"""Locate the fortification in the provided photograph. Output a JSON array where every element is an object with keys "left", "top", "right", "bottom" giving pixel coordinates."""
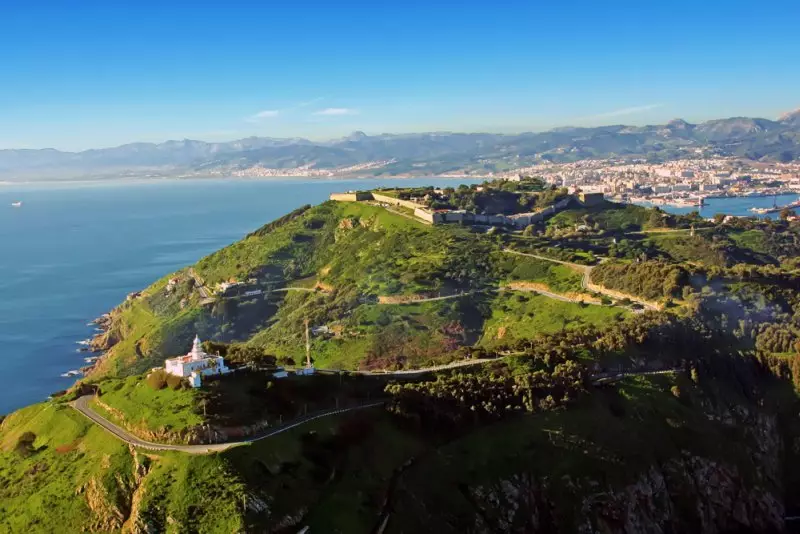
[
  {"left": 370, "top": 193, "right": 425, "bottom": 210},
  {"left": 329, "top": 192, "right": 373, "bottom": 202}
]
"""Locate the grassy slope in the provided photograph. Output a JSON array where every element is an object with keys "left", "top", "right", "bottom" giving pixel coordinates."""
[
  {"left": 548, "top": 202, "right": 653, "bottom": 231},
  {"left": 645, "top": 233, "right": 729, "bottom": 267},
  {"left": 97, "top": 200, "right": 510, "bottom": 374},
  {"left": 0, "top": 370, "right": 787, "bottom": 533},
  {"left": 496, "top": 252, "right": 584, "bottom": 293},
  {"left": 0, "top": 402, "right": 134, "bottom": 532},
  {"left": 728, "top": 229, "right": 770, "bottom": 254},
  {"left": 478, "top": 292, "right": 628, "bottom": 349},
  {"left": 93, "top": 375, "right": 201, "bottom": 434},
  {"left": 0, "top": 399, "right": 256, "bottom": 533}
]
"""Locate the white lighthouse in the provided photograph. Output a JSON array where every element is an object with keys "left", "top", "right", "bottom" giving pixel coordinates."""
[{"left": 164, "top": 335, "right": 230, "bottom": 388}]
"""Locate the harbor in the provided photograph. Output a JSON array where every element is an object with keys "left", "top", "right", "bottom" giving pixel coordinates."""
[
  {"left": 749, "top": 197, "right": 800, "bottom": 215},
  {"left": 633, "top": 193, "right": 800, "bottom": 218}
]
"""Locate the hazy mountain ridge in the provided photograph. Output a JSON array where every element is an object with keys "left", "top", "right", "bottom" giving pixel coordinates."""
[{"left": 2, "top": 113, "right": 799, "bottom": 180}]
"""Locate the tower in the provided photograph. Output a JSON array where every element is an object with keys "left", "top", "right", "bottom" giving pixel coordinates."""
[
  {"left": 304, "top": 318, "right": 311, "bottom": 368},
  {"left": 190, "top": 335, "right": 205, "bottom": 360}
]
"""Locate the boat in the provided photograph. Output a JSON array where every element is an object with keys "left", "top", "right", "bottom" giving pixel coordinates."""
[
  {"left": 60, "top": 370, "right": 82, "bottom": 378},
  {"left": 750, "top": 197, "right": 800, "bottom": 214},
  {"left": 11, "top": 201, "right": 22, "bottom": 207}
]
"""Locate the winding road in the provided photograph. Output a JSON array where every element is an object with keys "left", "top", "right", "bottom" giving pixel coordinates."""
[
  {"left": 71, "top": 395, "right": 383, "bottom": 454},
  {"left": 338, "top": 357, "right": 500, "bottom": 376},
  {"left": 502, "top": 249, "right": 660, "bottom": 311},
  {"left": 72, "top": 363, "right": 681, "bottom": 454}
]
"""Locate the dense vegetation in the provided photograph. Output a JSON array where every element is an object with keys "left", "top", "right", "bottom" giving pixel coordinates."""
[{"left": 591, "top": 261, "right": 688, "bottom": 301}]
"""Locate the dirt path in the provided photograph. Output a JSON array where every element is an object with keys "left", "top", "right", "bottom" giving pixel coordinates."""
[{"left": 502, "top": 249, "right": 660, "bottom": 311}]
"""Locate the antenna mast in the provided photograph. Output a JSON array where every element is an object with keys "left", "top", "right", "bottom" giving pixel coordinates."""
[{"left": 304, "top": 318, "right": 311, "bottom": 368}]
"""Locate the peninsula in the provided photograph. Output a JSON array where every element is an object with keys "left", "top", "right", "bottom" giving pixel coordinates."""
[{"left": 3, "top": 177, "right": 800, "bottom": 533}]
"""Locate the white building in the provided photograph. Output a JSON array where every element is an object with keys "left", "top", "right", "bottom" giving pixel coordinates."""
[{"left": 164, "top": 335, "right": 230, "bottom": 388}]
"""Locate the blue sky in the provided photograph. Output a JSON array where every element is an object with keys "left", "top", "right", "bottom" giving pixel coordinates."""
[{"left": 1, "top": 0, "right": 799, "bottom": 150}]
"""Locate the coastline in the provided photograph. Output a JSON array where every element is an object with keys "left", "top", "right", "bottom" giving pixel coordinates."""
[{"left": 0, "top": 173, "right": 492, "bottom": 188}]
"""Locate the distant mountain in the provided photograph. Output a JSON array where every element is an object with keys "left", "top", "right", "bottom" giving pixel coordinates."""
[
  {"left": 779, "top": 109, "right": 800, "bottom": 127},
  {"left": 2, "top": 110, "right": 799, "bottom": 180},
  {"left": 693, "top": 117, "right": 781, "bottom": 141}
]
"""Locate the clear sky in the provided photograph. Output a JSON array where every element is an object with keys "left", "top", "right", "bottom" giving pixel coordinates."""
[{"left": 2, "top": 0, "right": 799, "bottom": 151}]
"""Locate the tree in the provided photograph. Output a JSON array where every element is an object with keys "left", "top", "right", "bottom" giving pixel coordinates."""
[
  {"left": 713, "top": 213, "right": 727, "bottom": 224},
  {"left": 227, "top": 345, "right": 273, "bottom": 366},
  {"left": 780, "top": 208, "right": 796, "bottom": 221},
  {"left": 791, "top": 355, "right": 800, "bottom": 391},
  {"left": 647, "top": 210, "right": 663, "bottom": 228}
]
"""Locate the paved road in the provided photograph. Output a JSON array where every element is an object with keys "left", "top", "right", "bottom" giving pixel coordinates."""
[
  {"left": 590, "top": 368, "right": 680, "bottom": 385},
  {"left": 187, "top": 268, "right": 211, "bottom": 299},
  {"left": 71, "top": 395, "right": 383, "bottom": 454},
  {"left": 339, "top": 357, "right": 499, "bottom": 376},
  {"left": 272, "top": 287, "right": 317, "bottom": 293}
]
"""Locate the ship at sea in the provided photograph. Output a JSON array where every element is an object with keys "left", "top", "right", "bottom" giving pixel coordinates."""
[
  {"left": 750, "top": 196, "right": 800, "bottom": 215},
  {"left": 11, "top": 201, "right": 22, "bottom": 207}
]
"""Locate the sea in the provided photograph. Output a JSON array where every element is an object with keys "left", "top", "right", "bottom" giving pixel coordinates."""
[
  {"left": 0, "top": 179, "right": 797, "bottom": 414},
  {"left": 642, "top": 193, "right": 800, "bottom": 218}
]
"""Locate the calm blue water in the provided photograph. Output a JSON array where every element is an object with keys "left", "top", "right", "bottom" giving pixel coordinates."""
[
  {"left": 0, "top": 177, "right": 483, "bottom": 414},
  {"left": 642, "top": 193, "right": 800, "bottom": 218}
]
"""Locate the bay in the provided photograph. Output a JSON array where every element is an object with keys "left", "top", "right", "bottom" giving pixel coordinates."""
[
  {"left": 640, "top": 193, "right": 800, "bottom": 218},
  {"left": 0, "top": 177, "right": 482, "bottom": 414}
]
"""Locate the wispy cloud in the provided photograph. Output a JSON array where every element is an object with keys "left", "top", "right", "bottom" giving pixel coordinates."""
[
  {"left": 313, "top": 107, "right": 358, "bottom": 116},
  {"left": 245, "top": 98, "right": 326, "bottom": 122},
  {"left": 578, "top": 103, "right": 664, "bottom": 121},
  {"left": 297, "top": 97, "right": 324, "bottom": 108},
  {"left": 246, "top": 109, "right": 280, "bottom": 122}
]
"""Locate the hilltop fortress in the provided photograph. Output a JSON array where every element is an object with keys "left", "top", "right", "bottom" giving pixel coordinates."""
[{"left": 330, "top": 189, "right": 603, "bottom": 228}]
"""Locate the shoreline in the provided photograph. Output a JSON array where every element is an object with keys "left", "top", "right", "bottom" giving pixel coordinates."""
[{"left": 0, "top": 174, "right": 492, "bottom": 187}]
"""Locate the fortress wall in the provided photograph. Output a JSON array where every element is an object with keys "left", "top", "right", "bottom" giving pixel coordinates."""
[
  {"left": 414, "top": 208, "right": 444, "bottom": 224},
  {"left": 371, "top": 193, "right": 424, "bottom": 210},
  {"left": 329, "top": 192, "right": 373, "bottom": 202}
]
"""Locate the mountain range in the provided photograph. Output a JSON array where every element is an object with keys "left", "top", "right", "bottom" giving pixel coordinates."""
[{"left": 2, "top": 110, "right": 799, "bottom": 180}]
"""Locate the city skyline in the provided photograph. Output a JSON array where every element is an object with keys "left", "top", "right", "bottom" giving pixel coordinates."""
[{"left": 2, "top": 0, "right": 799, "bottom": 150}]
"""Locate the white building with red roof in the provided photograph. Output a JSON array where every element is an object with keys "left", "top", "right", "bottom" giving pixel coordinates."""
[{"left": 164, "top": 335, "right": 229, "bottom": 388}]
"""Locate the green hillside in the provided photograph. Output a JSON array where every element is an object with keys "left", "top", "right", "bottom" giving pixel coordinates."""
[
  {"left": 91, "top": 198, "right": 631, "bottom": 377},
  {"left": 5, "top": 185, "right": 800, "bottom": 532}
]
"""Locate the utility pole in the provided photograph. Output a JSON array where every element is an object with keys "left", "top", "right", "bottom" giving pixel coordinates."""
[
  {"left": 304, "top": 317, "right": 311, "bottom": 369},
  {"left": 203, "top": 399, "right": 211, "bottom": 443}
]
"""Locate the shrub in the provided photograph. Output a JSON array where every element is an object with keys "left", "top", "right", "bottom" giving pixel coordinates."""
[
  {"left": 146, "top": 370, "right": 168, "bottom": 390},
  {"left": 166, "top": 374, "right": 184, "bottom": 390},
  {"left": 15, "top": 431, "right": 36, "bottom": 457}
]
